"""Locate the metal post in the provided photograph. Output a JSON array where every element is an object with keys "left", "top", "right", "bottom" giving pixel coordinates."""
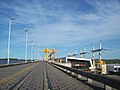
[
  {"left": 25, "top": 29, "right": 28, "bottom": 63},
  {"left": 92, "top": 44, "right": 95, "bottom": 60},
  {"left": 92, "top": 44, "right": 96, "bottom": 68},
  {"left": 34, "top": 45, "right": 36, "bottom": 61},
  {"left": 99, "top": 40, "right": 102, "bottom": 60},
  {"left": 74, "top": 50, "right": 77, "bottom": 57},
  {"left": 30, "top": 40, "right": 33, "bottom": 62},
  {"left": 33, "top": 45, "right": 36, "bottom": 61},
  {"left": 80, "top": 48, "right": 82, "bottom": 58},
  {"left": 84, "top": 47, "right": 86, "bottom": 58},
  {"left": 7, "top": 17, "right": 15, "bottom": 64}
]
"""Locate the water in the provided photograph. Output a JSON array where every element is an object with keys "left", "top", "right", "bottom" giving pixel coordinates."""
[{"left": 0, "top": 59, "right": 25, "bottom": 65}]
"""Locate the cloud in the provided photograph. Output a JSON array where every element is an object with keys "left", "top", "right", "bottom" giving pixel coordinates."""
[
  {"left": 0, "top": 0, "right": 120, "bottom": 58},
  {"left": 12, "top": 1, "right": 120, "bottom": 46}
]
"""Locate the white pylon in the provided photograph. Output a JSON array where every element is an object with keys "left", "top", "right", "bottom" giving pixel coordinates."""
[
  {"left": 80, "top": 48, "right": 82, "bottom": 58},
  {"left": 91, "top": 40, "right": 103, "bottom": 61},
  {"left": 84, "top": 47, "right": 86, "bottom": 58},
  {"left": 99, "top": 40, "right": 102, "bottom": 60},
  {"left": 92, "top": 44, "right": 95, "bottom": 60}
]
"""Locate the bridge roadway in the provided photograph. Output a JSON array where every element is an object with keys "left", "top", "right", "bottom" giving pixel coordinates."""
[{"left": 0, "top": 62, "right": 97, "bottom": 90}]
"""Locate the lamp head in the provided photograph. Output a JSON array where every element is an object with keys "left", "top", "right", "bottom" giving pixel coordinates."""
[
  {"left": 25, "top": 29, "right": 29, "bottom": 32},
  {"left": 10, "top": 17, "right": 15, "bottom": 20}
]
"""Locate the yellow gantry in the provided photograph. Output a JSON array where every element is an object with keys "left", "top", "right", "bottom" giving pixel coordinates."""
[
  {"left": 42, "top": 48, "right": 57, "bottom": 61},
  {"left": 42, "top": 48, "right": 50, "bottom": 61}
]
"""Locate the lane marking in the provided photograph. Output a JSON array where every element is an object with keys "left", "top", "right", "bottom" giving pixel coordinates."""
[{"left": 0, "top": 63, "right": 38, "bottom": 84}]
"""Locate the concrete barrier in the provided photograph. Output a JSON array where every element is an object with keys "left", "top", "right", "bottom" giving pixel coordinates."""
[{"left": 52, "top": 63, "right": 120, "bottom": 90}]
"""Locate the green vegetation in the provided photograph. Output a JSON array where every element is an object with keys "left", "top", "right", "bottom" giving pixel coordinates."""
[
  {"left": 0, "top": 58, "right": 19, "bottom": 60},
  {"left": 103, "top": 59, "right": 120, "bottom": 64},
  {"left": 94, "top": 59, "right": 120, "bottom": 64}
]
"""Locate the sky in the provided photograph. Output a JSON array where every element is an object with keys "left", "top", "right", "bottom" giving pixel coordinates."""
[{"left": 0, "top": 0, "right": 120, "bottom": 59}]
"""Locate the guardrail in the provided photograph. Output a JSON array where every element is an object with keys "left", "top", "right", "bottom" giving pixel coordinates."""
[
  {"left": 0, "top": 61, "right": 39, "bottom": 68},
  {"left": 51, "top": 63, "right": 120, "bottom": 90}
]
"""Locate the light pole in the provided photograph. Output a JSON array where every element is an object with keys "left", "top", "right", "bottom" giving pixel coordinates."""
[
  {"left": 33, "top": 45, "right": 36, "bottom": 61},
  {"left": 30, "top": 40, "right": 33, "bottom": 62},
  {"left": 7, "top": 17, "right": 15, "bottom": 64},
  {"left": 25, "top": 29, "right": 29, "bottom": 63}
]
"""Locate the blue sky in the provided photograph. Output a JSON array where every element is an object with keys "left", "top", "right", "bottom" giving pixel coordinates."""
[{"left": 0, "top": 0, "right": 120, "bottom": 59}]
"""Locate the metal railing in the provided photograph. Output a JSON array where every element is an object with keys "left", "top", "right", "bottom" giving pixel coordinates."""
[
  {"left": 0, "top": 61, "right": 39, "bottom": 68},
  {"left": 51, "top": 63, "right": 120, "bottom": 90}
]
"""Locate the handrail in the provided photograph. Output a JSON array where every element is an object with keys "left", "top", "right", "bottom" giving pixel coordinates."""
[
  {"left": 0, "top": 61, "right": 39, "bottom": 68},
  {"left": 52, "top": 63, "right": 120, "bottom": 89}
]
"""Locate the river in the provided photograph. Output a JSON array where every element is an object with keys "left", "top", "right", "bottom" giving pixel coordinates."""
[{"left": 0, "top": 59, "right": 25, "bottom": 64}]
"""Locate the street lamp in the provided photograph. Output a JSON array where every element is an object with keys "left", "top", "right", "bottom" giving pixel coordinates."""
[
  {"left": 30, "top": 40, "right": 33, "bottom": 62},
  {"left": 25, "top": 29, "right": 29, "bottom": 63},
  {"left": 7, "top": 17, "right": 15, "bottom": 64},
  {"left": 33, "top": 45, "right": 36, "bottom": 61}
]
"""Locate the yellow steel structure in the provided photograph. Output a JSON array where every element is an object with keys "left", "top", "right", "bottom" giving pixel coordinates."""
[
  {"left": 95, "top": 60, "right": 105, "bottom": 68},
  {"left": 43, "top": 48, "right": 50, "bottom": 61},
  {"left": 50, "top": 49, "right": 57, "bottom": 61},
  {"left": 98, "top": 60, "right": 105, "bottom": 65},
  {"left": 95, "top": 60, "right": 105, "bottom": 74}
]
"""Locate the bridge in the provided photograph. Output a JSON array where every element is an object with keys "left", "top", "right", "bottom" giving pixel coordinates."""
[{"left": 0, "top": 61, "right": 120, "bottom": 90}]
